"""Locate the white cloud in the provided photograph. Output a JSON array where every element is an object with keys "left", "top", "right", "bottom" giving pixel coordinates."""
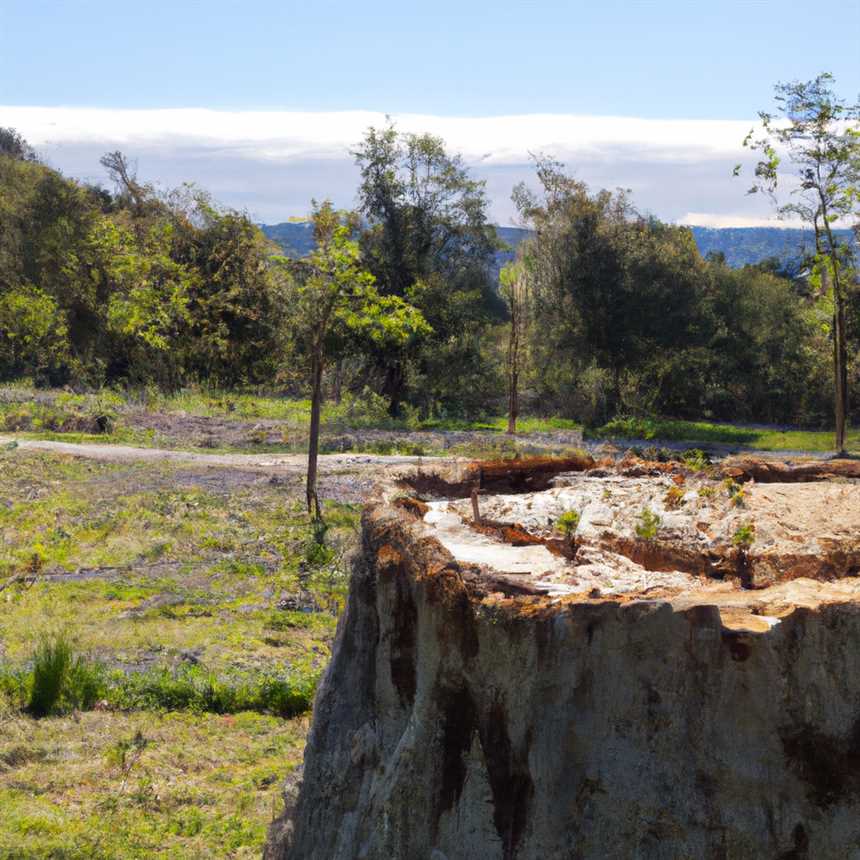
[
  {"left": 4, "top": 106, "right": 754, "bottom": 163},
  {"left": 2, "top": 106, "right": 778, "bottom": 226},
  {"left": 676, "top": 212, "right": 805, "bottom": 229}
]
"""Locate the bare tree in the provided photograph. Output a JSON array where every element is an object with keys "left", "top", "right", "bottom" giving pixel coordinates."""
[{"left": 100, "top": 151, "right": 149, "bottom": 213}]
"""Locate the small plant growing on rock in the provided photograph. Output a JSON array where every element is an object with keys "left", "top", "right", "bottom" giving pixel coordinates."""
[
  {"left": 556, "top": 510, "right": 580, "bottom": 538},
  {"left": 698, "top": 485, "right": 716, "bottom": 500},
  {"left": 635, "top": 507, "right": 662, "bottom": 541},
  {"left": 723, "top": 478, "right": 746, "bottom": 507},
  {"left": 682, "top": 448, "right": 711, "bottom": 471},
  {"left": 664, "top": 485, "right": 685, "bottom": 510},
  {"left": 732, "top": 522, "right": 756, "bottom": 549}
]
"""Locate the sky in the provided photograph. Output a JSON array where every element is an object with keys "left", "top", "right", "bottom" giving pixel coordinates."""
[{"left": 3, "top": 0, "right": 859, "bottom": 225}]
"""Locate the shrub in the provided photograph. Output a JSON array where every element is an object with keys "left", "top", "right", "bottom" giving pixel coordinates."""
[
  {"left": 0, "top": 285, "right": 70, "bottom": 383},
  {"left": 556, "top": 510, "right": 580, "bottom": 538},
  {"left": 732, "top": 522, "right": 756, "bottom": 549},
  {"left": 635, "top": 507, "right": 662, "bottom": 541},
  {"left": 28, "top": 635, "right": 73, "bottom": 717},
  {"left": 682, "top": 448, "right": 711, "bottom": 471},
  {"left": 27, "top": 635, "right": 106, "bottom": 717}
]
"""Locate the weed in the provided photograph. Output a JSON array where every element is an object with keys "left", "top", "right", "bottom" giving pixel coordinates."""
[
  {"left": 556, "top": 510, "right": 580, "bottom": 538},
  {"left": 682, "top": 448, "right": 711, "bottom": 471},
  {"left": 732, "top": 522, "right": 756, "bottom": 549},
  {"left": 698, "top": 485, "right": 716, "bottom": 500},
  {"left": 664, "top": 485, "right": 686, "bottom": 510},
  {"left": 28, "top": 635, "right": 72, "bottom": 717},
  {"left": 26, "top": 635, "right": 105, "bottom": 717},
  {"left": 723, "top": 478, "right": 746, "bottom": 507},
  {"left": 106, "top": 730, "right": 148, "bottom": 777},
  {"left": 635, "top": 507, "right": 662, "bottom": 541}
]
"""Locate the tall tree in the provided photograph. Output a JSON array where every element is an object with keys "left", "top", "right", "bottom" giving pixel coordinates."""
[
  {"left": 353, "top": 124, "right": 502, "bottom": 416},
  {"left": 280, "top": 202, "right": 428, "bottom": 519},
  {"left": 513, "top": 157, "right": 706, "bottom": 418},
  {"left": 738, "top": 73, "right": 860, "bottom": 453}
]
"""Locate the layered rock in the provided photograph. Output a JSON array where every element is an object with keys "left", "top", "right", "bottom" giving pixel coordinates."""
[{"left": 269, "top": 457, "right": 860, "bottom": 859}]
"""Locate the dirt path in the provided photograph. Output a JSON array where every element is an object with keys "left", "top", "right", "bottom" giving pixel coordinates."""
[{"left": 0, "top": 435, "right": 446, "bottom": 475}]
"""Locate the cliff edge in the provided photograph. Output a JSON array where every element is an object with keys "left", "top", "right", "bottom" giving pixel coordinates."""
[{"left": 268, "top": 455, "right": 860, "bottom": 859}]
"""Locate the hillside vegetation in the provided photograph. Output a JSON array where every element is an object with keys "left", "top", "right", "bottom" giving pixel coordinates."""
[
  {"left": 263, "top": 221, "right": 857, "bottom": 275},
  {"left": 1, "top": 122, "right": 858, "bottom": 435}
]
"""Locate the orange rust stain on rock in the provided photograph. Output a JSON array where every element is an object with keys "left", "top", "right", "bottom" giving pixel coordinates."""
[
  {"left": 393, "top": 496, "right": 430, "bottom": 518},
  {"left": 376, "top": 544, "right": 404, "bottom": 572}
]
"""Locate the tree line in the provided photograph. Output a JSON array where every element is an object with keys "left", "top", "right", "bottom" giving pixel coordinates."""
[{"left": 1, "top": 74, "right": 858, "bottom": 450}]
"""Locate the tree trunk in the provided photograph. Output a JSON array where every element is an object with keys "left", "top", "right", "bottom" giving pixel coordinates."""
[
  {"left": 383, "top": 360, "right": 406, "bottom": 418},
  {"left": 820, "top": 220, "right": 849, "bottom": 455},
  {"left": 332, "top": 358, "right": 344, "bottom": 405},
  {"left": 507, "top": 300, "right": 519, "bottom": 435},
  {"left": 306, "top": 351, "right": 324, "bottom": 520}
]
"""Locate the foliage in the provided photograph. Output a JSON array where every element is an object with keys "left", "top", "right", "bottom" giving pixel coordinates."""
[
  {"left": 732, "top": 522, "right": 756, "bottom": 549},
  {"left": 0, "top": 144, "right": 287, "bottom": 389},
  {"left": 556, "top": 510, "right": 580, "bottom": 537},
  {"left": 353, "top": 122, "right": 504, "bottom": 416},
  {"left": 635, "top": 507, "right": 662, "bottom": 541},
  {"left": 0, "top": 285, "right": 69, "bottom": 383},
  {"left": 26, "top": 634, "right": 105, "bottom": 718},
  {"left": 738, "top": 72, "right": 860, "bottom": 451},
  {"left": 723, "top": 478, "right": 747, "bottom": 507}
]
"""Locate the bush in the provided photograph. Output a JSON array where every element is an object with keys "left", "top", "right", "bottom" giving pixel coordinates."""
[
  {"left": 556, "top": 510, "right": 580, "bottom": 537},
  {"left": 732, "top": 522, "right": 756, "bottom": 549},
  {"left": 28, "top": 635, "right": 73, "bottom": 717},
  {"left": 0, "top": 286, "right": 70, "bottom": 383},
  {"left": 635, "top": 507, "right": 662, "bottom": 541},
  {"left": 27, "top": 635, "right": 106, "bottom": 717}
]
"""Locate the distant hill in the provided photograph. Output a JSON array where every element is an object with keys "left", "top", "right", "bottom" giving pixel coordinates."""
[
  {"left": 261, "top": 221, "right": 856, "bottom": 275},
  {"left": 689, "top": 226, "right": 856, "bottom": 271},
  {"left": 260, "top": 221, "right": 315, "bottom": 258}
]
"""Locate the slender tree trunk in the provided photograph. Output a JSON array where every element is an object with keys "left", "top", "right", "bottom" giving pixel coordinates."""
[
  {"left": 332, "top": 358, "right": 344, "bottom": 405},
  {"left": 383, "top": 360, "right": 405, "bottom": 418},
  {"left": 306, "top": 351, "right": 324, "bottom": 520},
  {"left": 507, "top": 300, "right": 519, "bottom": 434},
  {"left": 820, "top": 218, "right": 849, "bottom": 455}
]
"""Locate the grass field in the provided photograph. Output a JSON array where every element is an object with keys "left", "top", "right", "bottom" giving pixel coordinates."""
[
  {"left": 0, "top": 450, "right": 359, "bottom": 858},
  {"left": 1, "top": 385, "right": 856, "bottom": 455},
  {"left": 588, "top": 415, "right": 859, "bottom": 453}
]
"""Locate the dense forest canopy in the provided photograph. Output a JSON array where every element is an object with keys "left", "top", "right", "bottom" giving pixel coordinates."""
[{"left": 0, "top": 122, "right": 857, "bottom": 428}]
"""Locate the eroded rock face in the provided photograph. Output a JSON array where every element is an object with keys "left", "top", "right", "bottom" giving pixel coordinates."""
[{"left": 269, "top": 458, "right": 860, "bottom": 859}]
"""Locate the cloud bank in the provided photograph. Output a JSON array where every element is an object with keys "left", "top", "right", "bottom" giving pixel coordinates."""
[{"left": 2, "top": 106, "right": 793, "bottom": 227}]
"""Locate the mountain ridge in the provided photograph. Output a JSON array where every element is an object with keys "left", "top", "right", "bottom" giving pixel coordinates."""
[{"left": 260, "top": 222, "right": 856, "bottom": 272}]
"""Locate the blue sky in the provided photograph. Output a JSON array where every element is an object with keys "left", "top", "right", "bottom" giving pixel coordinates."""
[{"left": 3, "top": 0, "right": 859, "bottom": 223}]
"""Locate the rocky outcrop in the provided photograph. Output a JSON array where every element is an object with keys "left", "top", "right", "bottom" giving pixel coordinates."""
[{"left": 269, "top": 458, "right": 860, "bottom": 859}]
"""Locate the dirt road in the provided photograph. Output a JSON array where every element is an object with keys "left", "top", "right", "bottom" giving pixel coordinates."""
[{"left": 0, "top": 436, "right": 446, "bottom": 475}]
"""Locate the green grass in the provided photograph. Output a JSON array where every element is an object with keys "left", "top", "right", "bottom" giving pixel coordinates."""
[
  {"left": 590, "top": 415, "right": 859, "bottom": 453},
  {"left": 0, "top": 449, "right": 355, "bottom": 857},
  {"left": 0, "top": 708, "right": 307, "bottom": 859},
  {"left": 4, "top": 384, "right": 857, "bottom": 454}
]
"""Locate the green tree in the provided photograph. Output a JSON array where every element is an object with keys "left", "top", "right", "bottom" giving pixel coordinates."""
[
  {"left": 280, "top": 202, "right": 428, "bottom": 518},
  {"left": 738, "top": 73, "right": 860, "bottom": 453},
  {"left": 513, "top": 157, "right": 706, "bottom": 419},
  {"left": 0, "top": 285, "right": 69, "bottom": 382},
  {"left": 353, "top": 124, "right": 502, "bottom": 416}
]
